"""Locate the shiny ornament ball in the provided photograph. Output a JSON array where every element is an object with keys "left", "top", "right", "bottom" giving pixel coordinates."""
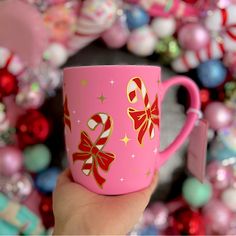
[
  {"left": 127, "top": 26, "right": 156, "bottom": 56},
  {"left": 203, "top": 199, "right": 231, "bottom": 234},
  {"left": 197, "top": 60, "right": 227, "bottom": 88},
  {"left": 102, "top": 15, "right": 130, "bottom": 49},
  {"left": 221, "top": 187, "right": 236, "bottom": 212},
  {"left": 155, "top": 36, "right": 181, "bottom": 64},
  {"left": 0, "top": 69, "right": 18, "bottom": 99},
  {"left": 171, "top": 207, "right": 205, "bottom": 235},
  {"left": 23, "top": 144, "right": 51, "bottom": 173},
  {"left": 40, "top": 196, "right": 54, "bottom": 228},
  {"left": 206, "top": 161, "right": 233, "bottom": 190},
  {"left": 139, "top": 225, "right": 158, "bottom": 236},
  {"left": 44, "top": 43, "right": 68, "bottom": 67},
  {"left": 178, "top": 23, "right": 210, "bottom": 51},
  {"left": 16, "top": 110, "right": 50, "bottom": 148},
  {"left": 125, "top": 6, "right": 150, "bottom": 30},
  {"left": 151, "top": 17, "right": 176, "bottom": 38},
  {"left": 0, "top": 146, "right": 23, "bottom": 176},
  {"left": 35, "top": 167, "right": 60, "bottom": 194},
  {"left": 204, "top": 102, "right": 233, "bottom": 130},
  {"left": 182, "top": 177, "right": 212, "bottom": 207},
  {"left": 16, "top": 83, "right": 45, "bottom": 109},
  {"left": 150, "top": 202, "right": 168, "bottom": 230}
]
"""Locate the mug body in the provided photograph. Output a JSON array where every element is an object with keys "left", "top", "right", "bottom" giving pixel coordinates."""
[{"left": 63, "top": 65, "right": 162, "bottom": 195}]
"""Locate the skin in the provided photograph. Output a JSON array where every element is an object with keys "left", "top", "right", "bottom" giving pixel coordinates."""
[{"left": 53, "top": 169, "right": 158, "bottom": 235}]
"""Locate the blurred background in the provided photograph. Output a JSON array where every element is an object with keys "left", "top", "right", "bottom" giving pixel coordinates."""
[{"left": 0, "top": 0, "right": 236, "bottom": 235}]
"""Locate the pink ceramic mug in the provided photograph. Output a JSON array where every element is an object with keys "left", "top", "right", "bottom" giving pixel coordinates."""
[{"left": 63, "top": 65, "right": 200, "bottom": 195}]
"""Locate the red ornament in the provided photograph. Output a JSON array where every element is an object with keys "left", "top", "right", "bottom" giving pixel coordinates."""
[
  {"left": 171, "top": 207, "right": 205, "bottom": 235},
  {"left": 183, "top": 0, "right": 199, "bottom": 3},
  {"left": 0, "top": 68, "right": 18, "bottom": 99},
  {"left": 39, "top": 196, "right": 54, "bottom": 229},
  {"left": 200, "top": 89, "right": 211, "bottom": 110},
  {"left": 16, "top": 109, "right": 50, "bottom": 148}
]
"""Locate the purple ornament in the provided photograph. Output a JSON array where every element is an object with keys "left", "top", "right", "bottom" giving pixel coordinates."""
[
  {"left": 178, "top": 23, "right": 210, "bottom": 51},
  {"left": 150, "top": 202, "right": 169, "bottom": 230},
  {"left": 203, "top": 199, "right": 232, "bottom": 234},
  {"left": 204, "top": 102, "right": 233, "bottom": 130},
  {"left": 206, "top": 161, "right": 233, "bottom": 190},
  {"left": 0, "top": 146, "right": 23, "bottom": 176},
  {"left": 102, "top": 15, "right": 130, "bottom": 49}
]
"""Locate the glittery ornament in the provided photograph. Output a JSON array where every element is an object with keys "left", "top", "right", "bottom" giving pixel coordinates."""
[
  {"left": 40, "top": 196, "right": 54, "bottom": 228},
  {"left": 155, "top": 36, "right": 181, "bottom": 64},
  {"left": 171, "top": 207, "right": 205, "bottom": 235},
  {"left": 16, "top": 110, "right": 50, "bottom": 148},
  {"left": 206, "top": 161, "right": 233, "bottom": 190},
  {"left": 0, "top": 146, "right": 23, "bottom": 176}
]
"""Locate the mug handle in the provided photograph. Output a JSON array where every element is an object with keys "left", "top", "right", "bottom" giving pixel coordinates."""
[{"left": 157, "top": 76, "right": 200, "bottom": 168}]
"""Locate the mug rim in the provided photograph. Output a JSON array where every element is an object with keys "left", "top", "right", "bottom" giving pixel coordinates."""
[{"left": 64, "top": 65, "right": 161, "bottom": 72}]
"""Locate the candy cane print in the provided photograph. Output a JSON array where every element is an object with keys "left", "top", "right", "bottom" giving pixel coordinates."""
[
  {"left": 73, "top": 113, "right": 115, "bottom": 188},
  {"left": 127, "top": 77, "right": 159, "bottom": 144},
  {"left": 171, "top": 40, "right": 225, "bottom": 72}
]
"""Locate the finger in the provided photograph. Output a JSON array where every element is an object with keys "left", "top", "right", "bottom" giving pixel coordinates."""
[{"left": 56, "top": 168, "right": 73, "bottom": 186}]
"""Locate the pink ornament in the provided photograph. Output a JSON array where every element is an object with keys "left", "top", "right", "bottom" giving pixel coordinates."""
[
  {"left": 223, "top": 52, "right": 236, "bottom": 75},
  {"left": 206, "top": 161, "right": 233, "bottom": 190},
  {"left": 102, "top": 15, "right": 130, "bottom": 49},
  {"left": 204, "top": 102, "right": 233, "bottom": 130},
  {"left": 22, "top": 190, "right": 41, "bottom": 217},
  {"left": 141, "top": 208, "right": 155, "bottom": 226},
  {"left": 203, "top": 199, "right": 232, "bottom": 234},
  {"left": 0, "top": 146, "right": 23, "bottom": 176},
  {"left": 178, "top": 23, "right": 210, "bottom": 51},
  {"left": 150, "top": 202, "right": 169, "bottom": 230}
]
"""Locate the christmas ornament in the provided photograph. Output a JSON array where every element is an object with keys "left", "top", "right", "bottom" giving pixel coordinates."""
[
  {"left": 40, "top": 196, "right": 54, "bottom": 228},
  {"left": 138, "top": 225, "right": 159, "bottom": 235},
  {"left": 102, "top": 15, "right": 130, "bottom": 49},
  {"left": 171, "top": 207, "right": 205, "bottom": 235},
  {"left": 35, "top": 167, "right": 60, "bottom": 194},
  {"left": 178, "top": 23, "right": 210, "bottom": 51},
  {"left": 22, "top": 190, "right": 41, "bottom": 217},
  {"left": 23, "top": 144, "right": 51, "bottom": 173},
  {"left": 197, "top": 60, "right": 227, "bottom": 88},
  {"left": 206, "top": 161, "right": 234, "bottom": 190},
  {"left": 127, "top": 26, "right": 156, "bottom": 56},
  {"left": 182, "top": 177, "right": 212, "bottom": 207},
  {"left": 151, "top": 17, "right": 176, "bottom": 39},
  {"left": 125, "top": 5, "right": 150, "bottom": 30},
  {"left": 44, "top": 43, "right": 68, "bottom": 67},
  {"left": 203, "top": 199, "right": 232, "bottom": 234},
  {"left": 0, "top": 146, "right": 23, "bottom": 176},
  {"left": 155, "top": 36, "right": 180, "bottom": 64},
  {"left": 221, "top": 187, "right": 236, "bottom": 212},
  {"left": 204, "top": 102, "right": 233, "bottom": 130},
  {"left": 16, "top": 110, "right": 50, "bottom": 148}
]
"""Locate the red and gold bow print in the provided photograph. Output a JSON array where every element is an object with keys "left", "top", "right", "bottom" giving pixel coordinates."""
[
  {"left": 127, "top": 77, "right": 159, "bottom": 145},
  {"left": 63, "top": 96, "right": 71, "bottom": 131},
  {"left": 73, "top": 113, "right": 115, "bottom": 188}
]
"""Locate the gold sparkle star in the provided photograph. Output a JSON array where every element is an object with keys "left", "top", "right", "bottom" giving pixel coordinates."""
[
  {"left": 120, "top": 134, "right": 131, "bottom": 145},
  {"left": 97, "top": 93, "right": 106, "bottom": 103},
  {"left": 146, "top": 170, "right": 151, "bottom": 177},
  {"left": 80, "top": 79, "right": 88, "bottom": 86}
]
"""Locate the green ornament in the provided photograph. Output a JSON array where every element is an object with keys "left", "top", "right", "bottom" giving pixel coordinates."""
[
  {"left": 24, "top": 144, "right": 51, "bottom": 173},
  {"left": 182, "top": 177, "right": 212, "bottom": 208},
  {"left": 155, "top": 36, "right": 181, "bottom": 64}
]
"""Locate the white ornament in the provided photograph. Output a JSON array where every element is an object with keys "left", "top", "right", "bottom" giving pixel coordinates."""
[
  {"left": 151, "top": 17, "right": 176, "bottom": 38},
  {"left": 127, "top": 26, "right": 157, "bottom": 57},
  {"left": 221, "top": 187, "right": 236, "bottom": 212},
  {"left": 44, "top": 43, "right": 68, "bottom": 67}
]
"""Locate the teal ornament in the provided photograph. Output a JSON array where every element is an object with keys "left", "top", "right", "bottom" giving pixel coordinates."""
[
  {"left": 24, "top": 144, "right": 51, "bottom": 173},
  {"left": 182, "top": 177, "right": 212, "bottom": 208}
]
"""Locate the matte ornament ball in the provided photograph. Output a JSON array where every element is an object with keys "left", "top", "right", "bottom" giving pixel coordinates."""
[
  {"left": 197, "top": 60, "right": 227, "bottom": 88},
  {"left": 182, "top": 177, "right": 212, "bottom": 207},
  {"left": 24, "top": 144, "right": 51, "bottom": 173},
  {"left": 125, "top": 6, "right": 150, "bottom": 30},
  {"left": 221, "top": 187, "right": 236, "bottom": 212},
  {"left": 204, "top": 102, "right": 233, "bottom": 130},
  {"left": 35, "top": 167, "right": 60, "bottom": 194},
  {"left": 0, "top": 146, "right": 23, "bottom": 176}
]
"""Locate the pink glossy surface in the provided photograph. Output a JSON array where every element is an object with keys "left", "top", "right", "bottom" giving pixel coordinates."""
[{"left": 63, "top": 65, "right": 200, "bottom": 194}]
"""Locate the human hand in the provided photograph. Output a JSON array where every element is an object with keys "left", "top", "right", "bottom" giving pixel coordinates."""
[{"left": 53, "top": 169, "right": 158, "bottom": 235}]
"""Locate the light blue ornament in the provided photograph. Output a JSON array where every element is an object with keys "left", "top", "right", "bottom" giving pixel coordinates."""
[
  {"left": 197, "top": 60, "right": 227, "bottom": 88},
  {"left": 139, "top": 225, "right": 159, "bottom": 235},
  {"left": 35, "top": 167, "right": 60, "bottom": 194},
  {"left": 125, "top": 6, "right": 150, "bottom": 30}
]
